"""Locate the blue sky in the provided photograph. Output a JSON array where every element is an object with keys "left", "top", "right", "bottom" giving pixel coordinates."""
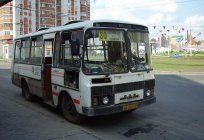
[{"left": 90, "top": 0, "right": 204, "bottom": 40}]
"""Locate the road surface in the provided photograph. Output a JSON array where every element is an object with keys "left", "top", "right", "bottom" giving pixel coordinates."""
[{"left": 0, "top": 63, "right": 204, "bottom": 140}]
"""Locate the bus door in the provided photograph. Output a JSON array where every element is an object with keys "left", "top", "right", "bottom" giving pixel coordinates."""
[
  {"left": 12, "top": 41, "right": 21, "bottom": 87},
  {"left": 42, "top": 38, "right": 54, "bottom": 100}
]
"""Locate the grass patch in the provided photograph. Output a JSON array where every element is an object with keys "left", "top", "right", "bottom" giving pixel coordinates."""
[
  {"left": 193, "top": 51, "right": 204, "bottom": 56},
  {"left": 158, "top": 51, "right": 204, "bottom": 57},
  {"left": 152, "top": 56, "right": 204, "bottom": 72}
]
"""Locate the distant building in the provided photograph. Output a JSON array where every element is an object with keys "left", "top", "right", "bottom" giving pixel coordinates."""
[
  {"left": 161, "top": 34, "right": 167, "bottom": 47},
  {"left": 201, "top": 40, "right": 204, "bottom": 46},
  {"left": 170, "top": 35, "right": 183, "bottom": 51},
  {"left": 0, "top": 2, "right": 13, "bottom": 59},
  {"left": 0, "top": 0, "right": 90, "bottom": 59},
  {"left": 150, "top": 38, "right": 158, "bottom": 54}
]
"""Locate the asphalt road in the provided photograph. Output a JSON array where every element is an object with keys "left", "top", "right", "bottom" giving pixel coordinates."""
[{"left": 0, "top": 64, "right": 204, "bottom": 140}]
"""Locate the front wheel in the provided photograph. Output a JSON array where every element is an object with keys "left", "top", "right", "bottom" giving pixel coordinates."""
[{"left": 61, "top": 94, "right": 85, "bottom": 124}]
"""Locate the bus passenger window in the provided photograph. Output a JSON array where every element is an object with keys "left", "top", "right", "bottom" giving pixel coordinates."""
[
  {"left": 30, "top": 36, "right": 43, "bottom": 65},
  {"left": 71, "top": 31, "right": 80, "bottom": 56},
  {"left": 54, "top": 32, "right": 61, "bottom": 67},
  {"left": 60, "top": 32, "right": 71, "bottom": 65},
  {"left": 14, "top": 41, "right": 21, "bottom": 63},
  {"left": 44, "top": 40, "right": 53, "bottom": 65},
  {"left": 20, "top": 38, "right": 30, "bottom": 63},
  {"left": 60, "top": 30, "right": 83, "bottom": 67}
]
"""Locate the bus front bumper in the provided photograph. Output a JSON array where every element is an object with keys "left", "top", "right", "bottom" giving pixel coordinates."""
[{"left": 82, "top": 96, "right": 156, "bottom": 116}]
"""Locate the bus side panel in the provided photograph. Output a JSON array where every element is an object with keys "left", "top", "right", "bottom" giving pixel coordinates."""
[
  {"left": 12, "top": 63, "right": 21, "bottom": 87},
  {"left": 51, "top": 68, "right": 83, "bottom": 114},
  {"left": 52, "top": 85, "right": 83, "bottom": 113},
  {"left": 19, "top": 64, "right": 41, "bottom": 80},
  {"left": 18, "top": 64, "right": 43, "bottom": 97},
  {"left": 27, "top": 78, "right": 43, "bottom": 97},
  {"left": 80, "top": 72, "right": 92, "bottom": 108},
  {"left": 51, "top": 68, "right": 65, "bottom": 106}
]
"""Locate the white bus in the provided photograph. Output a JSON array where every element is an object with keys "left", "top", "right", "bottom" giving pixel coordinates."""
[{"left": 12, "top": 20, "right": 156, "bottom": 123}]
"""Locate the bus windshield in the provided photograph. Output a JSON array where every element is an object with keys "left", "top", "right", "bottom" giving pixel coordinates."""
[
  {"left": 83, "top": 29, "right": 128, "bottom": 75},
  {"left": 128, "top": 31, "right": 152, "bottom": 72}
]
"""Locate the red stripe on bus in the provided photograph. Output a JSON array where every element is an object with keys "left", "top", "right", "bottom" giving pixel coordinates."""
[
  {"left": 73, "top": 99, "right": 80, "bottom": 104},
  {"left": 52, "top": 92, "right": 59, "bottom": 96}
]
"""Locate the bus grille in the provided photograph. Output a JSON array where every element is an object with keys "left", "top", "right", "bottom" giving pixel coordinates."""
[
  {"left": 114, "top": 82, "right": 143, "bottom": 93},
  {"left": 91, "top": 80, "right": 155, "bottom": 106},
  {"left": 91, "top": 81, "right": 144, "bottom": 96},
  {"left": 91, "top": 85, "right": 113, "bottom": 96}
]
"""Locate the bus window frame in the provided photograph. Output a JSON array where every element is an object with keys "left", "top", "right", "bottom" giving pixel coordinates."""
[
  {"left": 82, "top": 27, "right": 129, "bottom": 75},
  {"left": 53, "top": 32, "right": 61, "bottom": 67},
  {"left": 30, "top": 35, "right": 43, "bottom": 66},
  {"left": 53, "top": 28, "right": 84, "bottom": 69},
  {"left": 14, "top": 40, "right": 21, "bottom": 63},
  {"left": 43, "top": 39, "right": 54, "bottom": 65},
  {"left": 20, "top": 37, "right": 31, "bottom": 64},
  {"left": 127, "top": 29, "right": 152, "bottom": 72}
]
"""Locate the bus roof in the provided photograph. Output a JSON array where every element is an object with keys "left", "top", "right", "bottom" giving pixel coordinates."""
[{"left": 14, "top": 20, "right": 148, "bottom": 40}]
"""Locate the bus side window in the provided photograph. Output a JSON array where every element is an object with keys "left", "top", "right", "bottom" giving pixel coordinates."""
[
  {"left": 61, "top": 32, "right": 71, "bottom": 65},
  {"left": 30, "top": 36, "right": 43, "bottom": 65},
  {"left": 74, "top": 30, "right": 83, "bottom": 56},
  {"left": 20, "top": 38, "right": 30, "bottom": 63},
  {"left": 71, "top": 31, "right": 80, "bottom": 56},
  {"left": 60, "top": 30, "right": 83, "bottom": 67},
  {"left": 44, "top": 40, "right": 53, "bottom": 65},
  {"left": 14, "top": 41, "right": 21, "bottom": 63},
  {"left": 53, "top": 32, "right": 61, "bottom": 67}
]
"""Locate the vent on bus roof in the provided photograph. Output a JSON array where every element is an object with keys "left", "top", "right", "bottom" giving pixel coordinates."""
[
  {"left": 63, "top": 20, "right": 84, "bottom": 26},
  {"left": 38, "top": 27, "right": 49, "bottom": 31}
]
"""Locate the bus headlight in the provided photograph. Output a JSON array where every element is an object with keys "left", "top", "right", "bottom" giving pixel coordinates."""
[
  {"left": 145, "top": 89, "right": 154, "bottom": 98},
  {"left": 146, "top": 90, "right": 151, "bottom": 97},
  {"left": 102, "top": 96, "right": 109, "bottom": 105}
]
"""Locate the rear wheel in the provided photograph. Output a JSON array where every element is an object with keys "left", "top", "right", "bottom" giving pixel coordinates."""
[
  {"left": 61, "top": 94, "right": 84, "bottom": 124},
  {"left": 22, "top": 82, "right": 33, "bottom": 101}
]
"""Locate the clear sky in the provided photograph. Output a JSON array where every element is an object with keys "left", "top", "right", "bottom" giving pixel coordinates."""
[{"left": 90, "top": 0, "right": 204, "bottom": 41}]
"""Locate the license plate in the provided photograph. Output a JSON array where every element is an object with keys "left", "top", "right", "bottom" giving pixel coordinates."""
[{"left": 122, "top": 103, "right": 138, "bottom": 111}]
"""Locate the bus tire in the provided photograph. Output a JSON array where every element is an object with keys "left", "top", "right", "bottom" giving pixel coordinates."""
[
  {"left": 22, "top": 82, "right": 33, "bottom": 101},
  {"left": 61, "top": 94, "right": 84, "bottom": 124}
]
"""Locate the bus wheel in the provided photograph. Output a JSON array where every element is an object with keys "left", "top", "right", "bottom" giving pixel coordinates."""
[
  {"left": 22, "top": 82, "right": 33, "bottom": 101},
  {"left": 61, "top": 94, "right": 84, "bottom": 124}
]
